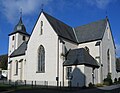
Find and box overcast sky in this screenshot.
[0,0,120,57]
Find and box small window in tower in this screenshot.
[23,36,26,41]
[40,21,43,35]
[12,36,14,40]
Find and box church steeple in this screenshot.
[14,17,26,32]
[20,8,22,19]
[9,16,29,36]
[8,12,30,55]
[18,17,23,25]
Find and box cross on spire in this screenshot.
[106,10,108,18]
[20,8,22,18]
[41,4,44,12]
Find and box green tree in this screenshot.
[0,54,8,70]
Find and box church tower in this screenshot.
[8,17,30,56]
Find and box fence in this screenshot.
[0,79,70,88]
[0,79,84,88]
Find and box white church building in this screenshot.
[8,11,118,87]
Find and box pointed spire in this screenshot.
[20,8,22,18]
[18,16,23,25]
[19,8,23,24]
[9,8,30,36]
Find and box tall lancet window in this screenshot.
[107,49,110,73]
[15,60,18,75]
[40,21,43,35]
[38,45,45,73]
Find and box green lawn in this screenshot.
[0,83,35,92]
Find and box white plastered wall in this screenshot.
[63,65,93,87]
[101,21,116,81]
[78,41,100,84]
[25,12,59,86]
[8,55,25,81]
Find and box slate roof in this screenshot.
[63,48,99,68]
[10,41,27,58]
[74,19,107,43]
[9,17,30,36]
[43,12,107,43]
[43,12,78,43]
[9,12,108,62]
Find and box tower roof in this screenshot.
[9,17,30,36]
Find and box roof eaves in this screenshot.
[9,31,30,36]
[72,28,79,43]
[107,18,116,49]
[58,35,78,44]
[78,38,102,44]
[26,11,43,44]
[84,63,99,68]
[10,53,25,58]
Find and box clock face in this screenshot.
[17,26,21,30]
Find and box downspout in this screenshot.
[62,43,65,87]
[57,37,59,86]
[92,68,94,84]
[100,41,103,83]
[20,61,23,81]
[63,65,64,87]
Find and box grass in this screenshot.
[0,83,35,92]
[0,83,13,92]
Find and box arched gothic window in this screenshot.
[107,49,110,73]
[38,45,45,73]
[15,60,18,75]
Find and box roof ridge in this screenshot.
[43,12,72,28]
[72,28,79,43]
[43,11,78,43]
[74,18,106,29]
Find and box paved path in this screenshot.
[4,88,104,93]
[1,84,120,93]
[6,87,120,93]
[98,84,120,90]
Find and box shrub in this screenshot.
[114,78,118,84]
[88,82,94,88]
[103,73,113,86]
[118,77,120,83]
[103,81,110,86]
[95,83,103,87]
